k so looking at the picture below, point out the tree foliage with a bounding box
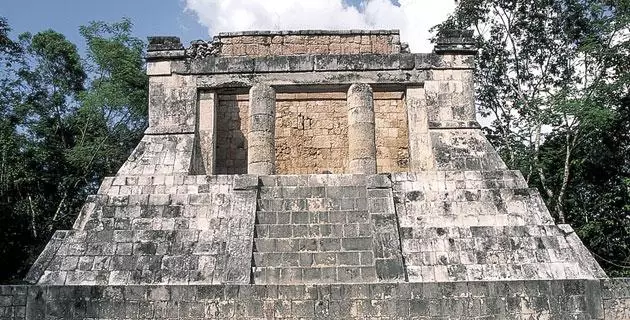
[0,18,147,283]
[438,0,630,275]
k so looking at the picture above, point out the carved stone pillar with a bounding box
[247,84,276,175]
[347,83,377,174]
[406,87,434,171]
[194,91,217,174]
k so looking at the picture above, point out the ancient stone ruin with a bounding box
[1,29,629,319]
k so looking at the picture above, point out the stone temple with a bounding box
[1,30,629,319]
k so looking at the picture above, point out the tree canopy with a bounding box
[0,18,147,283]
[437,0,630,275]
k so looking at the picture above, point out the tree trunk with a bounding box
[28,194,37,238]
[555,133,573,224]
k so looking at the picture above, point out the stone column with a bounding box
[347,83,377,174]
[195,91,217,174]
[247,83,276,175]
[406,87,434,171]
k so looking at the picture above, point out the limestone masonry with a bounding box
[1,30,629,319]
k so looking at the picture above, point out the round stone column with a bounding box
[347,83,377,174]
[248,83,276,175]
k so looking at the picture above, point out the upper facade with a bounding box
[139,29,495,177]
[25,28,606,291]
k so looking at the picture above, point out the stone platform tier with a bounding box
[25,175,258,286]
[25,172,605,288]
[4,280,630,319]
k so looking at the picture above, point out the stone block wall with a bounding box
[374,91,408,173]
[25,175,258,286]
[210,89,410,175]
[216,30,401,57]
[0,286,25,320]
[603,278,630,319]
[215,92,249,174]
[117,134,195,176]
[4,280,629,319]
[275,92,349,174]
[144,31,482,176]
[392,171,606,283]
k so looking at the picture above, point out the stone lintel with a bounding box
[169,53,474,75]
[194,70,428,89]
[434,29,477,55]
[146,50,187,61]
[146,36,186,62]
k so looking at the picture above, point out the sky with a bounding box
[0,0,456,53]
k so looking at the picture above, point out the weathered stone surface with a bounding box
[3,280,628,319]
[603,278,630,319]
[247,84,276,175]
[391,170,606,283]
[17,28,629,319]
[174,53,471,75]
[27,175,257,286]
[275,91,349,174]
[406,86,434,171]
[430,129,508,171]
[347,84,377,174]
[252,174,404,285]
[147,36,183,52]
[146,74,197,134]
[214,30,400,57]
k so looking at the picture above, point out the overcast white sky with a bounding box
[184,0,457,52]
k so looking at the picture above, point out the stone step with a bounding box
[83,213,246,231]
[253,237,373,252]
[258,174,372,188]
[391,171,528,189]
[255,224,372,239]
[252,251,375,267]
[258,185,366,199]
[256,211,370,225]
[100,193,234,207]
[254,236,377,252]
[399,225,565,239]
[257,198,368,212]
[252,265,378,284]
[394,188,537,203]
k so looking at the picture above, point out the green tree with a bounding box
[50,18,148,232]
[438,0,630,274]
[437,0,628,220]
[0,18,147,283]
[0,16,36,282]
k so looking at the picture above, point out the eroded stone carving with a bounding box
[185,39,222,59]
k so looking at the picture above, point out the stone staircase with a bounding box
[251,174,405,284]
